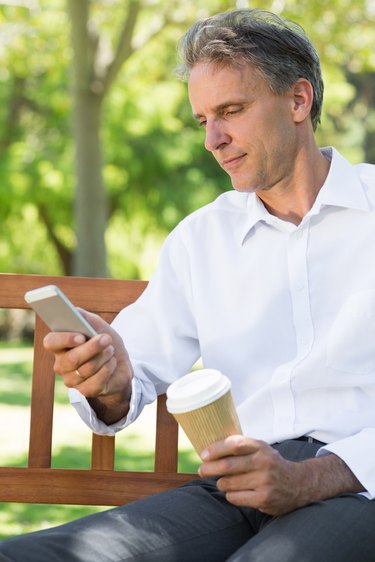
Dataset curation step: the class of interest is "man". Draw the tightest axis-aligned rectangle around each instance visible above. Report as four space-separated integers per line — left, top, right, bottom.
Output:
1 8 375 562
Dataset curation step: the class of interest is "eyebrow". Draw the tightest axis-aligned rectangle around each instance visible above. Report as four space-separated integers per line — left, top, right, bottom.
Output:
192 100 247 120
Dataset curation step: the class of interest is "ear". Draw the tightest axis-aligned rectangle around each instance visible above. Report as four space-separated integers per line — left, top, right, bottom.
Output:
290 78 314 125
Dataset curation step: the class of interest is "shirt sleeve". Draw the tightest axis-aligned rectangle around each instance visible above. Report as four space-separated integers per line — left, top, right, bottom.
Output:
69 225 201 434
317 428 375 499
68 377 140 435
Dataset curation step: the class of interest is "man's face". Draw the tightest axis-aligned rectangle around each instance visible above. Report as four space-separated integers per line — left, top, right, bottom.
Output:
188 62 298 193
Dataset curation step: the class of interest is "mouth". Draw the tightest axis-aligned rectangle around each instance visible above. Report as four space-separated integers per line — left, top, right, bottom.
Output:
220 154 246 171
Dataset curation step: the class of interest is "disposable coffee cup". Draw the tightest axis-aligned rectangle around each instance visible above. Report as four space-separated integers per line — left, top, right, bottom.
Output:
166 369 242 457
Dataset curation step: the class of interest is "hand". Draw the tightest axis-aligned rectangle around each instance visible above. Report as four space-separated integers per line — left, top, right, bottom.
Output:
199 435 305 515
43 309 133 424
198 435 364 516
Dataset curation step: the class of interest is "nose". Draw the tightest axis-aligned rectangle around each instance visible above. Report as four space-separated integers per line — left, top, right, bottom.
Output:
204 120 230 152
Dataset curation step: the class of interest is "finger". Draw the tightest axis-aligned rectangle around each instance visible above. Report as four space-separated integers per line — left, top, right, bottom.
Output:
54 333 113 375
224 488 283 515
43 331 87 353
66 343 115 385
201 435 259 462
199 452 253 479
224 489 261 509
217 471 258 493
73 355 118 397
74 368 86 382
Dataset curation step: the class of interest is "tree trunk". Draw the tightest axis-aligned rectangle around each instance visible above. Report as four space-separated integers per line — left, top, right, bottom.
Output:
73 90 107 276
68 0 108 277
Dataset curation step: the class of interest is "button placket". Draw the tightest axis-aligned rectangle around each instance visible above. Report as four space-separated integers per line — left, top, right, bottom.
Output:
288 227 313 355
270 226 313 438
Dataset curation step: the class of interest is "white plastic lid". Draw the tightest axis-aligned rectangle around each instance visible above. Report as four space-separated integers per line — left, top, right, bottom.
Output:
166 369 231 414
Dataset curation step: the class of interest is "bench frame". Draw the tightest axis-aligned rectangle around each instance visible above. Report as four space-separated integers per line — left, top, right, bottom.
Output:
0 273 195 506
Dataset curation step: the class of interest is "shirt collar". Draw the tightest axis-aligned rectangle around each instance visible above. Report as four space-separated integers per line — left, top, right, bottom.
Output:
314 147 370 212
239 147 370 245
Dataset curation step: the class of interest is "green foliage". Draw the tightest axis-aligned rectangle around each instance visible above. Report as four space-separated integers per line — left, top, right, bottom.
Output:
0 1 74 274
0 0 374 277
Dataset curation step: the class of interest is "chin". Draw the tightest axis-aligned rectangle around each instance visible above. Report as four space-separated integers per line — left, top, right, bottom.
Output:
232 183 257 193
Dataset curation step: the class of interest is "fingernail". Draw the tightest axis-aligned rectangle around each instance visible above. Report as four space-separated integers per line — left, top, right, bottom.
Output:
99 334 111 347
73 335 86 344
200 449 209 461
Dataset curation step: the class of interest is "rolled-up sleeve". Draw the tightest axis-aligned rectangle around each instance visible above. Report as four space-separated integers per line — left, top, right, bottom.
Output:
68 376 142 435
68 225 200 434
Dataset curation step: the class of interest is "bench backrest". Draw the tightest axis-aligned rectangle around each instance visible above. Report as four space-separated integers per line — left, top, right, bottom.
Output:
0 273 195 506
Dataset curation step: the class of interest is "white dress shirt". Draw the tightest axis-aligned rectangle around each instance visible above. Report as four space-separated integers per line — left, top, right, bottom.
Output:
71 147 375 498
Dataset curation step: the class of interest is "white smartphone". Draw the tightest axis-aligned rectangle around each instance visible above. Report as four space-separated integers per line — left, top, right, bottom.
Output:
24 284 97 339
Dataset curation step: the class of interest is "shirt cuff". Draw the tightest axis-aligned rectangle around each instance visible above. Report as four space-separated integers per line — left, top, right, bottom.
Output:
68 377 139 436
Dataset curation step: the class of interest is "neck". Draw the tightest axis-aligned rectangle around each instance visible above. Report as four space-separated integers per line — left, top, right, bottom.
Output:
257 146 331 226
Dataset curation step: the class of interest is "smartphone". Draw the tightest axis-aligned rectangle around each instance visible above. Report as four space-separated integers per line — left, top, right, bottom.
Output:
24 284 97 339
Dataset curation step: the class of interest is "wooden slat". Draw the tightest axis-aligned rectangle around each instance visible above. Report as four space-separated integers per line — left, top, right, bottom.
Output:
0 467 196 506
0 273 147 310
28 316 55 468
91 434 115 470
154 394 179 472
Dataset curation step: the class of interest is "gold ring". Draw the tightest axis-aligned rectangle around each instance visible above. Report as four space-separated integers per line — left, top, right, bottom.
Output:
75 368 84 379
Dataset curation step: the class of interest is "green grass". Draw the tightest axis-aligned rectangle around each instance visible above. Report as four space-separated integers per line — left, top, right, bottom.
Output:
0 342 200 540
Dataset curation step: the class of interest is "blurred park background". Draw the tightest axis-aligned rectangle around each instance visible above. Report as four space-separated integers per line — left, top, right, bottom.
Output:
1 0 375 540
1 0 375 281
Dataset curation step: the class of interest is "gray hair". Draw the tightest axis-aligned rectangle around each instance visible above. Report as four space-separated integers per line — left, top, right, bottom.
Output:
176 9 323 130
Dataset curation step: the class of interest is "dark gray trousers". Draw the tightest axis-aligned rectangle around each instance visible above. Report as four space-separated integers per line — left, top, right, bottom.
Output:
1 440 375 562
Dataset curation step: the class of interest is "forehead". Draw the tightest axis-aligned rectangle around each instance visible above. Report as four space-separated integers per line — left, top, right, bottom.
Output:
188 61 267 111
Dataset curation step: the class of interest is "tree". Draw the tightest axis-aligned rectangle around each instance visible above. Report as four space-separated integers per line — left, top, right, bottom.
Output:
0 0 232 277
68 0 142 276
0 0 374 279
66 0 233 276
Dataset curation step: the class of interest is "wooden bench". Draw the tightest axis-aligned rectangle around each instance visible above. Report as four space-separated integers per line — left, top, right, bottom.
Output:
0 273 196 507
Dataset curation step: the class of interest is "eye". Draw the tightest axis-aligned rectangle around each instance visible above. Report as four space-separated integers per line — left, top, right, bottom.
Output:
224 108 243 118
198 119 207 128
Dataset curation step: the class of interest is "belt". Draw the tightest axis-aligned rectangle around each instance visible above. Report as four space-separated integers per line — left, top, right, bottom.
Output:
294 436 326 445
